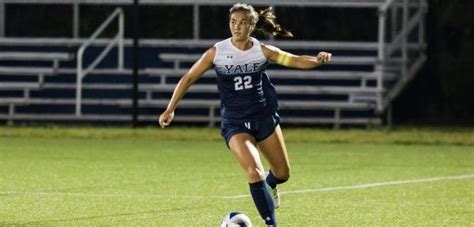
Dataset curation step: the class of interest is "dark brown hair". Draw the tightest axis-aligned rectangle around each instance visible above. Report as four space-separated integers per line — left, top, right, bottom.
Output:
229 3 293 38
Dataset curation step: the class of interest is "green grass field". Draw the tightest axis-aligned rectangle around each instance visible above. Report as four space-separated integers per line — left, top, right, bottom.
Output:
0 126 473 226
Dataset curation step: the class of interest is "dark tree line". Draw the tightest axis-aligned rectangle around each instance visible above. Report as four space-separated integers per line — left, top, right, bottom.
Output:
394 0 473 125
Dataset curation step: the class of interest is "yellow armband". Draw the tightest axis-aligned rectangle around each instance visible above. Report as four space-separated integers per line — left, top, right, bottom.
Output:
276 51 293 66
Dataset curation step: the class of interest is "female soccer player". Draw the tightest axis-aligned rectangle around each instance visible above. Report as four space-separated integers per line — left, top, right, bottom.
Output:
159 3 331 226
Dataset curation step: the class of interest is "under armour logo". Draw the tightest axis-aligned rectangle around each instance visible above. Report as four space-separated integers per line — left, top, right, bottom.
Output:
244 122 251 129
227 55 233 59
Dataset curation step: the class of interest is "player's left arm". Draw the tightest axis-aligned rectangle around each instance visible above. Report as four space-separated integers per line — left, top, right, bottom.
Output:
262 44 332 69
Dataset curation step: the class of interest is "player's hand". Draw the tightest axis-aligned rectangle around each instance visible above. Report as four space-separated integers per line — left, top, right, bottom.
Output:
159 110 175 128
317 52 332 64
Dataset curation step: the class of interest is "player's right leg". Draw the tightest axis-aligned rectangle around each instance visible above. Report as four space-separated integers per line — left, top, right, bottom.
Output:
228 133 265 183
228 133 277 227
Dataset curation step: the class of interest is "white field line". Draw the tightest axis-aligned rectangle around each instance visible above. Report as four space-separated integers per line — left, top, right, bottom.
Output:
1 174 473 200
222 174 474 199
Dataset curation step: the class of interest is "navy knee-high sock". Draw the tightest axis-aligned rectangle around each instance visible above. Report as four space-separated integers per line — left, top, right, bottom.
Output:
249 181 276 226
266 170 288 189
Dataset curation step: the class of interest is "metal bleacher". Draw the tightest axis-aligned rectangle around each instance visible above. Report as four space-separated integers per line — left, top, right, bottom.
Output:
0 0 427 128
0 49 74 117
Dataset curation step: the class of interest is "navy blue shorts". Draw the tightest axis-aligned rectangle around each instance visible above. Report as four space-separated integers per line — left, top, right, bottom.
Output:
221 112 280 147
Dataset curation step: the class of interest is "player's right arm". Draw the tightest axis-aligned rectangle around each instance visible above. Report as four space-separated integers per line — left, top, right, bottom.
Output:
159 47 216 128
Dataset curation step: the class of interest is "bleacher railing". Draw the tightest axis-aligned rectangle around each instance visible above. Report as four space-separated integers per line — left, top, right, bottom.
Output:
76 7 124 116
377 0 427 115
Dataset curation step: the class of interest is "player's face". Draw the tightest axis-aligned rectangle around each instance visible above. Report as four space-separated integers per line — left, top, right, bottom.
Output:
229 11 254 42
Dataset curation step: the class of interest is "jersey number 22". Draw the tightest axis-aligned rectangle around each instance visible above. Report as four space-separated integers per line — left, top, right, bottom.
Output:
234 76 253 91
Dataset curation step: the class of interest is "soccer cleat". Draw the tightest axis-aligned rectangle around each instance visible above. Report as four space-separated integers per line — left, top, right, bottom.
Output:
270 186 280 209
265 171 281 209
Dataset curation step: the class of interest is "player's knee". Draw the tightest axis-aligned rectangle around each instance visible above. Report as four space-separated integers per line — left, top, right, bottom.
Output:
247 167 265 183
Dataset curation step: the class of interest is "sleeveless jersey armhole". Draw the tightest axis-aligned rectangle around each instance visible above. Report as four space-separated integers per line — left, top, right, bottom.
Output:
212 45 219 65
250 37 268 64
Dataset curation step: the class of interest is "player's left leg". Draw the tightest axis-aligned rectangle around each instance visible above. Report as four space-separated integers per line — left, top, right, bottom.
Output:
257 125 290 208
258 124 290 182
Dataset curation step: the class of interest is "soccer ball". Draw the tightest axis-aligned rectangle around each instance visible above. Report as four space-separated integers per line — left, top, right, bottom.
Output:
220 211 252 227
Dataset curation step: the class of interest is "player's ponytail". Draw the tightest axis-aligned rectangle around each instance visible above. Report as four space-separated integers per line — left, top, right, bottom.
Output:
229 3 293 39
255 7 293 38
